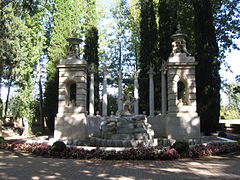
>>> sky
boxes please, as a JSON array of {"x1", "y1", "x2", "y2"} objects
[{"x1": 219, "y1": 39, "x2": 240, "y2": 84}]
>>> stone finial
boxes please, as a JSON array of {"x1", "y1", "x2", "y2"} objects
[
  {"x1": 176, "y1": 24, "x2": 182, "y2": 34},
  {"x1": 66, "y1": 37, "x2": 82, "y2": 58}
]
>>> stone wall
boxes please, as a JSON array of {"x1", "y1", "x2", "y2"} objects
[{"x1": 147, "y1": 115, "x2": 167, "y2": 138}]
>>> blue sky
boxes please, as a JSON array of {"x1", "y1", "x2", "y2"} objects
[{"x1": 219, "y1": 39, "x2": 240, "y2": 83}]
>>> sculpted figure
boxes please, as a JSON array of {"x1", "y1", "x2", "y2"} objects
[
  {"x1": 180, "y1": 39, "x2": 191, "y2": 56},
  {"x1": 171, "y1": 39, "x2": 191, "y2": 56},
  {"x1": 171, "y1": 40, "x2": 182, "y2": 56},
  {"x1": 123, "y1": 94, "x2": 135, "y2": 115}
]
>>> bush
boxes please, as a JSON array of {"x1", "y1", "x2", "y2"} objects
[
  {"x1": 51, "y1": 141, "x2": 66, "y2": 153},
  {"x1": 0, "y1": 137, "x2": 4, "y2": 144},
  {"x1": 13, "y1": 128, "x2": 23, "y2": 135},
  {"x1": 218, "y1": 131, "x2": 227, "y2": 138},
  {"x1": 35, "y1": 131, "x2": 43, "y2": 137},
  {"x1": 172, "y1": 141, "x2": 189, "y2": 156}
]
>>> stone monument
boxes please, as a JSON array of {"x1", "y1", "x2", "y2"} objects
[
  {"x1": 54, "y1": 37, "x2": 88, "y2": 143},
  {"x1": 165, "y1": 28, "x2": 201, "y2": 141}
]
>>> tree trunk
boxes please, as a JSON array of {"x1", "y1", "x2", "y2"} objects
[
  {"x1": 39, "y1": 76, "x2": 44, "y2": 132},
  {"x1": 0, "y1": 74, "x2": 3, "y2": 137},
  {"x1": 4, "y1": 83, "x2": 11, "y2": 117},
  {"x1": 192, "y1": 0, "x2": 220, "y2": 135},
  {"x1": 22, "y1": 118, "x2": 30, "y2": 137}
]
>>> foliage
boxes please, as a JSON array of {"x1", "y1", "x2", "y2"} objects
[
  {"x1": 218, "y1": 131, "x2": 227, "y2": 138},
  {"x1": 127, "y1": 0, "x2": 141, "y2": 63},
  {"x1": 51, "y1": 141, "x2": 66, "y2": 153},
  {"x1": 107, "y1": 94, "x2": 118, "y2": 115},
  {"x1": 191, "y1": 0, "x2": 221, "y2": 135},
  {"x1": 211, "y1": 0, "x2": 240, "y2": 59},
  {"x1": 0, "y1": 1, "x2": 45, "y2": 133},
  {"x1": 35, "y1": 131, "x2": 43, "y2": 137},
  {"x1": 172, "y1": 141, "x2": 189, "y2": 156},
  {"x1": 139, "y1": 0, "x2": 158, "y2": 114},
  {"x1": 189, "y1": 142, "x2": 240, "y2": 158},
  {"x1": 103, "y1": 0, "x2": 136, "y2": 77},
  {"x1": 0, "y1": 137, "x2": 4, "y2": 144},
  {"x1": 221, "y1": 82, "x2": 240, "y2": 119}
]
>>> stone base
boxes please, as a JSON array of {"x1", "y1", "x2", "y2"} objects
[
  {"x1": 89, "y1": 137, "x2": 158, "y2": 147},
  {"x1": 158, "y1": 138, "x2": 201, "y2": 147},
  {"x1": 148, "y1": 115, "x2": 167, "y2": 138},
  {"x1": 166, "y1": 112, "x2": 200, "y2": 140},
  {"x1": 87, "y1": 116, "x2": 103, "y2": 137},
  {"x1": 54, "y1": 113, "x2": 87, "y2": 141}
]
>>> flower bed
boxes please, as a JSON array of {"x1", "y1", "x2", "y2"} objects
[
  {"x1": 189, "y1": 142, "x2": 240, "y2": 158},
  {"x1": 0, "y1": 140, "x2": 239, "y2": 160}
]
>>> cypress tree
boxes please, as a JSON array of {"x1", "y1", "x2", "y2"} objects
[
  {"x1": 84, "y1": 26, "x2": 100, "y2": 113},
  {"x1": 158, "y1": 0, "x2": 178, "y2": 61},
  {"x1": 139, "y1": 0, "x2": 158, "y2": 114},
  {"x1": 192, "y1": 0, "x2": 221, "y2": 135}
]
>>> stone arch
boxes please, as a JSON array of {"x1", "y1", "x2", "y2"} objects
[
  {"x1": 65, "y1": 79, "x2": 77, "y2": 106},
  {"x1": 177, "y1": 78, "x2": 189, "y2": 105}
]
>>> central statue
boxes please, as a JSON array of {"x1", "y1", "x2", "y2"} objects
[{"x1": 122, "y1": 93, "x2": 135, "y2": 115}]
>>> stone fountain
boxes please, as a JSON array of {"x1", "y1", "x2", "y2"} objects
[{"x1": 89, "y1": 94, "x2": 157, "y2": 147}]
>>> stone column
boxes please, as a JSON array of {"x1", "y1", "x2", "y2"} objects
[
  {"x1": 134, "y1": 71, "x2": 139, "y2": 115},
  {"x1": 102, "y1": 71, "x2": 108, "y2": 116},
  {"x1": 148, "y1": 67, "x2": 155, "y2": 116},
  {"x1": 117, "y1": 70, "x2": 123, "y2": 115},
  {"x1": 89, "y1": 67, "x2": 95, "y2": 116},
  {"x1": 161, "y1": 63, "x2": 167, "y2": 115}
]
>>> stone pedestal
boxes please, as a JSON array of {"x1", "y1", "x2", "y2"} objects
[
  {"x1": 165, "y1": 31, "x2": 200, "y2": 141},
  {"x1": 166, "y1": 55, "x2": 200, "y2": 140},
  {"x1": 54, "y1": 37, "x2": 88, "y2": 142}
]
